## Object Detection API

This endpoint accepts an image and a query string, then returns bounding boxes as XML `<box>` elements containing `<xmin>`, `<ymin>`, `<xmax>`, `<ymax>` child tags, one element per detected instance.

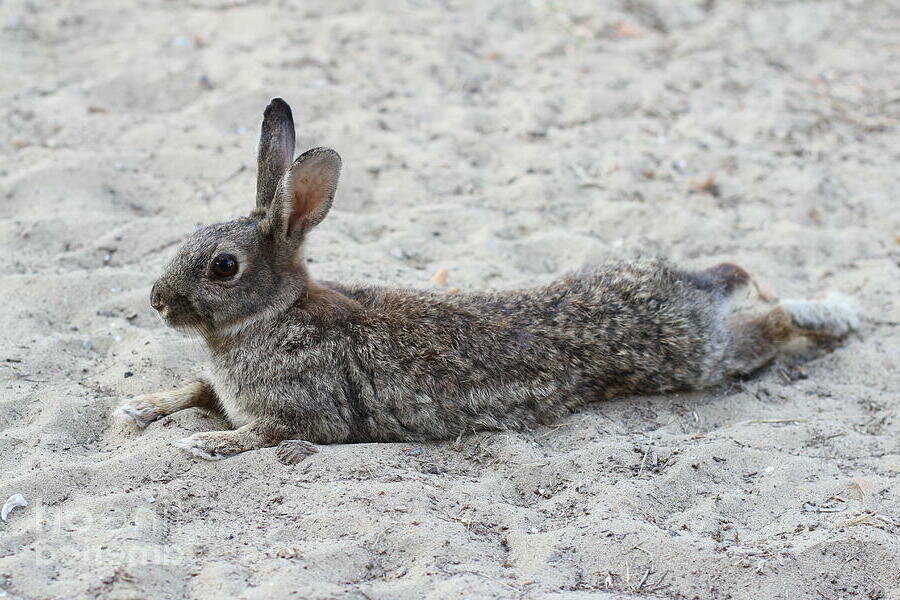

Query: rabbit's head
<box><xmin>149</xmin><ymin>99</ymin><xmax>340</xmax><ymax>336</ymax></box>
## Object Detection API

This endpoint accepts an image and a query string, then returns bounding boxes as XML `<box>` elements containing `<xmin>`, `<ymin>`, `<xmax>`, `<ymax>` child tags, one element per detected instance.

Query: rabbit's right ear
<box><xmin>256</xmin><ymin>98</ymin><xmax>296</xmax><ymax>209</ymax></box>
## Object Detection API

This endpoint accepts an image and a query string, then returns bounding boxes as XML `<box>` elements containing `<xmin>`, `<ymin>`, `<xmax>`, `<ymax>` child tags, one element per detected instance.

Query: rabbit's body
<box><xmin>117</xmin><ymin>99</ymin><xmax>860</xmax><ymax>462</ymax></box>
<box><xmin>207</xmin><ymin>260</ymin><xmax>730</xmax><ymax>444</ymax></box>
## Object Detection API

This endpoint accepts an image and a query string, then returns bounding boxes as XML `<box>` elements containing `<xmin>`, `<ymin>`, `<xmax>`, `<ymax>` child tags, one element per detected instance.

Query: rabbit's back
<box><xmin>298</xmin><ymin>258</ymin><xmax>731</xmax><ymax>440</ymax></box>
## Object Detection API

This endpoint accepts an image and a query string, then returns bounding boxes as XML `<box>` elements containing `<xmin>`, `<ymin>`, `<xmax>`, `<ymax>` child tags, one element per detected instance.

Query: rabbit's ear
<box><xmin>263</xmin><ymin>147</ymin><xmax>341</xmax><ymax>243</ymax></box>
<box><xmin>256</xmin><ymin>98</ymin><xmax>296</xmax><ymax>209</ymax></box>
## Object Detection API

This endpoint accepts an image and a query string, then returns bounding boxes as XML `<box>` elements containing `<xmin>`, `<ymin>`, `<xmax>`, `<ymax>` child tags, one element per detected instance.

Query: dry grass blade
<box><xmin>831</xmin><ymin>512</ymin><xmax>895</xmax><ymax>530</ymax></box>
<box><xmin>847</xmin><ymin>477</ymin><xmax>877</xmax><ymax>501</ymax></box>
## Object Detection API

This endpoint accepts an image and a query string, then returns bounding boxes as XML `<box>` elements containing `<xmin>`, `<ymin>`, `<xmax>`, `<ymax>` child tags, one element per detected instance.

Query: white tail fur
<box><xmin>781</xmin><ymin>292</ymin><xmax>861</xmax><ymax>337</ymax></box>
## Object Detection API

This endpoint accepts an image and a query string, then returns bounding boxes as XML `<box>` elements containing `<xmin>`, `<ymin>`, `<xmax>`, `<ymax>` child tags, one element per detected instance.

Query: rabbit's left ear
<box><xmin>262</xmin><ymin>147</ymin><xmax>341</xmax><ymax>243</ymax></box>
<box><xmin>256</xmin><ymin>98</ymin><xmax>296</xmax><ymax>209</ymax></box>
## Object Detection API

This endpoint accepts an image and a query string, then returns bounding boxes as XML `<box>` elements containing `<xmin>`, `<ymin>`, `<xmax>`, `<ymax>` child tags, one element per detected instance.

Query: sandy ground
<box><xmin>1</xmin><ymin>1</ymin><xmax>899</xmax><ymax>598</ymax></box>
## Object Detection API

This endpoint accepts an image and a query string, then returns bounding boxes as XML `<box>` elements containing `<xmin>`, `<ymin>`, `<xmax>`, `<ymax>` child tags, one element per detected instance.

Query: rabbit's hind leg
<box><xmin>725</xmin><ymin>294</ymin><xmax>860</xmax><ymax>377</ymax></box>
<box><xmin>725</xmin><ymin>306</ymin><xmax>795</xmax><ymax>377</ymax></box>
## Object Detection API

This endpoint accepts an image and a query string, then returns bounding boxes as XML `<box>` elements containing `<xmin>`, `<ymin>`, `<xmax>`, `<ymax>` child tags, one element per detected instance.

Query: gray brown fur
<box><xmin>119</xmin><ymin>98</ymin><xmax>860</xmax><ymax>462</ymax></box>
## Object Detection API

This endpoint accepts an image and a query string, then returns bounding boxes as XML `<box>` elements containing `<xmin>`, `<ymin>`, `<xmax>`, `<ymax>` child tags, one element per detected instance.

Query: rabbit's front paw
<box><xmin>117</xmin><ymin>395</ymin><xmax>165</xmax><ymax>428</ymax></box>
<box><xmin>276</xmin><ymin>440</ymin><xmax>318</xmax><ymax>465</ymax></box>
<box><xmin>174</xmin><ymin>431</ymin><xmax>239</xmax><ymax>461</ymax></box>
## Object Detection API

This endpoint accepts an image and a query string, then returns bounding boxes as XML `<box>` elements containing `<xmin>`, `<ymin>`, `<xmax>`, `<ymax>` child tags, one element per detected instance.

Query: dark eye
<box><xmin>211</xmin><ymin>253</ymin><xmax>239</xmax><ymax>279</ymax></box>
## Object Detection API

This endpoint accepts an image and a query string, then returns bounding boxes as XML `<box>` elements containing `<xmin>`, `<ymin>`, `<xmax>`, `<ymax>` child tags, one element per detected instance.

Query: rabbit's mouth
<box><xmin>161</xmin><ymin>312</ymin><xmax>218</xmax><ymax>343</ymax></box>
<box><xmin>158</xmin><ymin>307</ymin><xmax>196</xmax><ymax>330</ymax></box>
<box><xmin>153</xmin><ymin>299</ymin><xmax>208</xmax><ymax>334</ymax></box>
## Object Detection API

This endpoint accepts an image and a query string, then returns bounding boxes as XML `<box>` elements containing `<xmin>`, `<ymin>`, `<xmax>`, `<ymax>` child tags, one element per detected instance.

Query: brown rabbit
<box><xmin>117</xmin><ymin>98</ymin><xmax>860</xmax><ymax>464</ymax></box>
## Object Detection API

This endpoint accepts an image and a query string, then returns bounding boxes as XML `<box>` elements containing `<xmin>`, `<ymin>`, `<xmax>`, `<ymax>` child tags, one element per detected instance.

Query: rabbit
<box><xmin>117</xmin><ymin>98</ymin><xmax>861</xmax><ymax>464</ymax></box>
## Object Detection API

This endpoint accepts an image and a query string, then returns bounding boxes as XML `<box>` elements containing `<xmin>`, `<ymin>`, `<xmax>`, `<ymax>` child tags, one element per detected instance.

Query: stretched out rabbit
<box><xmin>118</xmin><ymin>98</ymin><xmax>860</xmax><ymax>464</ymax></box>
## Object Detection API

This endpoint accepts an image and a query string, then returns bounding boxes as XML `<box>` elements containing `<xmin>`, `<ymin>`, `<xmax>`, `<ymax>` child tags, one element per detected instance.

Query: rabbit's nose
<box><xmin>150</xmin><ymin>282</ymin><xmax>166</xmax><ymax>312</ymax></box>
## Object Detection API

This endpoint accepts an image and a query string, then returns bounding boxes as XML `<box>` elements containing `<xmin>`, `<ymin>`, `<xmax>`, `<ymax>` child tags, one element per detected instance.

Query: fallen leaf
<box><xmin>752</xmin><ymin>278</ymin><xmax>777</xmax><ymax>302</ymax></box>
<box><xmin>808</xmin><ymin>207</ymin><xmax>823</xmax><ymax>225</ymax></box>
<box><xmin>690</xmin><ymin>174</ymin><xmax>720</xmax><ymax>197</ymax></box>
<box><xmin>613</xmin><ymin>21</ymin><xmax>641</xmax><ymax>38</ymax></box>
<box><xmin>430</xmin><ymin>268</ymin><xmax>449</xmax><ymax>286</ymax></box>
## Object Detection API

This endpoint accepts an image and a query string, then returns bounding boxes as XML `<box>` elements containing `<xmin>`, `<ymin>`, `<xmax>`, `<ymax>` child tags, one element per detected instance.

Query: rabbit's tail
<box><xmin>725</xmin><ymin>293</ymin><xmax>861</xmax><ymax>377</ymax></box>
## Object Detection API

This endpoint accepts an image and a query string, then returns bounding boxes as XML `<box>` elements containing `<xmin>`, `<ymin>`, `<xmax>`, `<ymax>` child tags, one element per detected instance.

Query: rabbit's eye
<box><xmin>211</xmin><ymin>253</ymin><xmax>239</xmax><ymax>279</ymax></box>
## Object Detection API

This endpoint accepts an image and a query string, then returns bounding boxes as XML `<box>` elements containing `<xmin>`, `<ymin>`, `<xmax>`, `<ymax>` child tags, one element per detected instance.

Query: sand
<box><xmin>1</xmin><ymin>0</ymin><xmax>899</xmax><ymax>598</ymax></box>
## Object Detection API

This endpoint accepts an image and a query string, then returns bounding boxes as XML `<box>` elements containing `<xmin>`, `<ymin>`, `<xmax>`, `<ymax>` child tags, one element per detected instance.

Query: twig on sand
<box><xmin>637</xmin><ymin>435</ymin><xmax>653</xmax><ymax>477</ymax></box>
<box><xmin>1</xmin><ymin>364</ymin><xmax>49</xmax><ymax>383</ymax></box>
<box><xmin>831</xmin><ymin>512</ymin><xmax>896</xmax><ymax>530</ymax></box>
<box><xmin>637</xmin><ymin>566</ymin><xmax>651</xmax><ymax>590</ymax></box>
<box><xmin>740</xmin><ymin>418</ymin><xmax>808</xmax><ymax>425</ymax></box>
<box><xmin>460</xmin><ymin>570</ymin><xmax>521</xmax><ymax>591</ymax></box>
<box><xmin>186</xmin><ymin>0</ymin><xmax>260</xmax><ymax>10</ymax></box>
<box><xmin>647</xmin><ymin>570</ymin><xmax>669</xmax><ymax>592</ymax></box>
<box><xmin>569</xmin><ymin>164</ymin><xmax>604</xmax><ymax>188</ymax></box>
<box><xmin>864</xmin><ymin>573</ymin><xmax>888</xmax><ymax>590</ymax></box>
<box><xmin>356</xmin><ymin>587</ymin><xmax>375</xmax><ymax>600</ymax></box>
<box><xmin>538</xmin><ymin>422</ymin><xmax>574</xmax><ymax>439</ymax></box>
<box><xmin>736</xmin><ymin>414</ymin><xmax>874</xmax><ymax>427</ymax></box>
<box><xmin>217</xmin><ymin>164</ymin><xmax>247</xmax><ymax>186</ymax></box>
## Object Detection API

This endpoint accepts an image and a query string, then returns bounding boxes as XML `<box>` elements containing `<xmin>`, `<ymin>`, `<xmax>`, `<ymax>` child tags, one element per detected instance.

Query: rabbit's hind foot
<box><xmin>781</xmin><ymin>292</ymin><xmax>861</xmax><ymax>338</ymax></box>
<box><xmin>724</xmin><ymin>292</ymin><xmax>860</xmax><ymax>378</ymax></box>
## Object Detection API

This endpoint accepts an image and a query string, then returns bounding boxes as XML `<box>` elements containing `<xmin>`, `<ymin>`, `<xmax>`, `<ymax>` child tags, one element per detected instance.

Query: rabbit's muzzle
<box><xmin>150</xmin><ymin>280</ymin><xmax>197</xmax><ymax>329</ymax></box>
<box><xmin>150</xmin><ymin>281</ymin><xmax>166</xmax><ymax>313</ymax></box>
